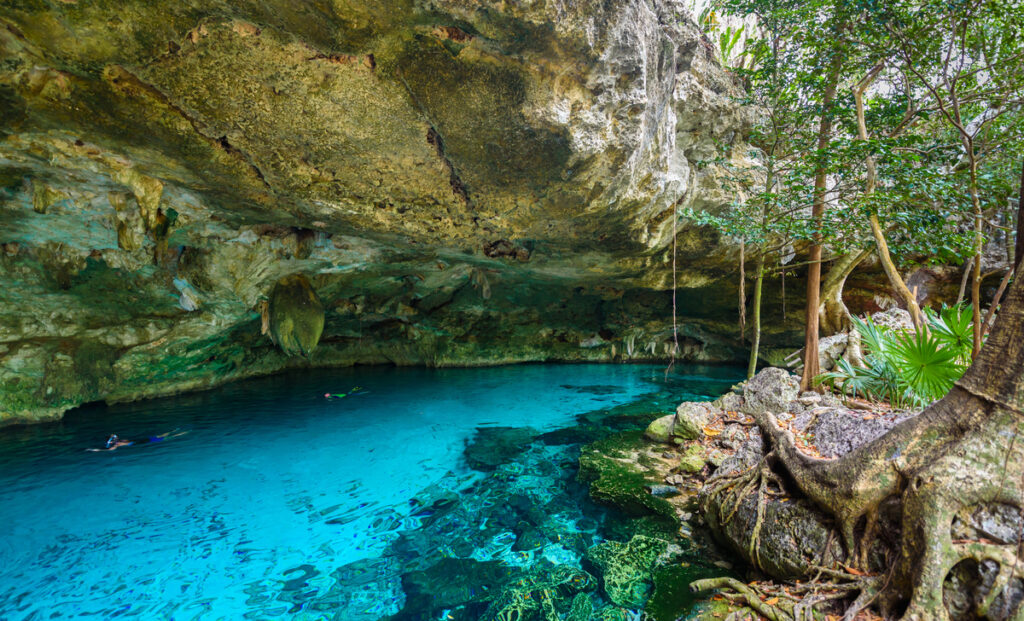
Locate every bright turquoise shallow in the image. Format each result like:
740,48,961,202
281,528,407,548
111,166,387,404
0,363,742,620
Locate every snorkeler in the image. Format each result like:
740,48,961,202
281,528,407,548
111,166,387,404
323,386,368,400
87,429,188,452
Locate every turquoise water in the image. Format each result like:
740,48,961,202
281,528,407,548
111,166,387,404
0,363,742,620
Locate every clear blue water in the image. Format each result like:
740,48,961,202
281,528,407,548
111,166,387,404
0,363,742,620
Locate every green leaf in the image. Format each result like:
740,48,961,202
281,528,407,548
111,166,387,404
888,329,962,403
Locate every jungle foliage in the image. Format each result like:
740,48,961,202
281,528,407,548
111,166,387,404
687,0,1024,384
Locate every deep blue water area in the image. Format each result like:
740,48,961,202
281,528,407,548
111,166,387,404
0,363,743,620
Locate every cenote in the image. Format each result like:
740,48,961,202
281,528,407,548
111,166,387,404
0,363,743,620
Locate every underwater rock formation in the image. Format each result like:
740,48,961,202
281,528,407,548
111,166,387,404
0,0,796,424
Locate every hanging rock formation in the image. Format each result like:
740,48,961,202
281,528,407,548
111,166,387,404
0,0,802,425
268,274,325,357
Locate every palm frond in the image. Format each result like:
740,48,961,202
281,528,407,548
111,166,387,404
888,329,962,403
926,303,974,363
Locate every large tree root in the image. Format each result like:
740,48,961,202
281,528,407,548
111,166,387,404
704,274,1024,618
744,391,1024,619
701,452,787,572
690,574,871,620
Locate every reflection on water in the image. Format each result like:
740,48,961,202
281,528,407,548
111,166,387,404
0,363,742,620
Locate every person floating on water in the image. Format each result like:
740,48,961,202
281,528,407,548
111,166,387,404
324,386,368,400
88,429,188,452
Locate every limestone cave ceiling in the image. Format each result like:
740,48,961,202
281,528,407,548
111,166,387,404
0,0,770,424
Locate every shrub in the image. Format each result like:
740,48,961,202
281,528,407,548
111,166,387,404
816,304,974,407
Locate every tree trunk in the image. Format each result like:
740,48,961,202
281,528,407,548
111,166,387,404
819,248,871,336
1016,156,1023,271
800,53,844,392
736,266,1024,619
739,239,746,338
852,64,924,329
747,253,765,379
868,214,924,328
967,148,984,358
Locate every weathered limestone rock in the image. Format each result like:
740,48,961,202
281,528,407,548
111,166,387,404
871,307,914,331
740,367,800,415
583,535,680,608
676,443,706,474
673,401,714,440
644,414,676,443
268,274,325,357
0,0,797,425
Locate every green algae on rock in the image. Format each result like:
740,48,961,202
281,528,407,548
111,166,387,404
268,274,324,357
578,431,677,521
583,535,680,608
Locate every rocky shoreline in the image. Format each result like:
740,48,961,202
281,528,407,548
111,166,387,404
576,366,1024,619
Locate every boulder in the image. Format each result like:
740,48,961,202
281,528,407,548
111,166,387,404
673,402,714,440
702,485,844,579
676,444,706,474
740,367,800,415
712,391,745,413
644,415,676,443
871,307,915,332
817,332,848,372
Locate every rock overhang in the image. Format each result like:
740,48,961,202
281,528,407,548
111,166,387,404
0,0,774,425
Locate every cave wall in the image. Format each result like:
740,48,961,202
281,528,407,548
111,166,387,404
0,0,777,426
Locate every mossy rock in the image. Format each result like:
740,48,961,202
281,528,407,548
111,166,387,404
565,593,594,621
583,535,678,608
591,606,632,620
481,564,596,621
268,274,324,357
677,443,706,474
644,414,675,443
645,562,737,621
578,431,676,521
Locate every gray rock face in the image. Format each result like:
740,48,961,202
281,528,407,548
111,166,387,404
703,486,844,580
740,367,800,415
0,0,768,425
871,308,915,332
795,406,914,459
817,332,849,372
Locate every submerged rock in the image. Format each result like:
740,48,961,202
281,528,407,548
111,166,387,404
578,431,676,520
397,557,512,618
583,535,680,608
481,564,596,621
464,426,539,471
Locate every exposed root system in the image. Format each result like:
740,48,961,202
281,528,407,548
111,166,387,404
698,275,1024,619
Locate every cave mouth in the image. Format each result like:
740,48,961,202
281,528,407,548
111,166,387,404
0,362,744,619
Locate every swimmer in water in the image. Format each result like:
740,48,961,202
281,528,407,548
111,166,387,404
323,386,367,400
88,429,188,452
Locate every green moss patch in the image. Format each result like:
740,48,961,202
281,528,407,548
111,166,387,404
578,431,676,521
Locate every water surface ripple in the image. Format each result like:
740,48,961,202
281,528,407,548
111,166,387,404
0,363,742,620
